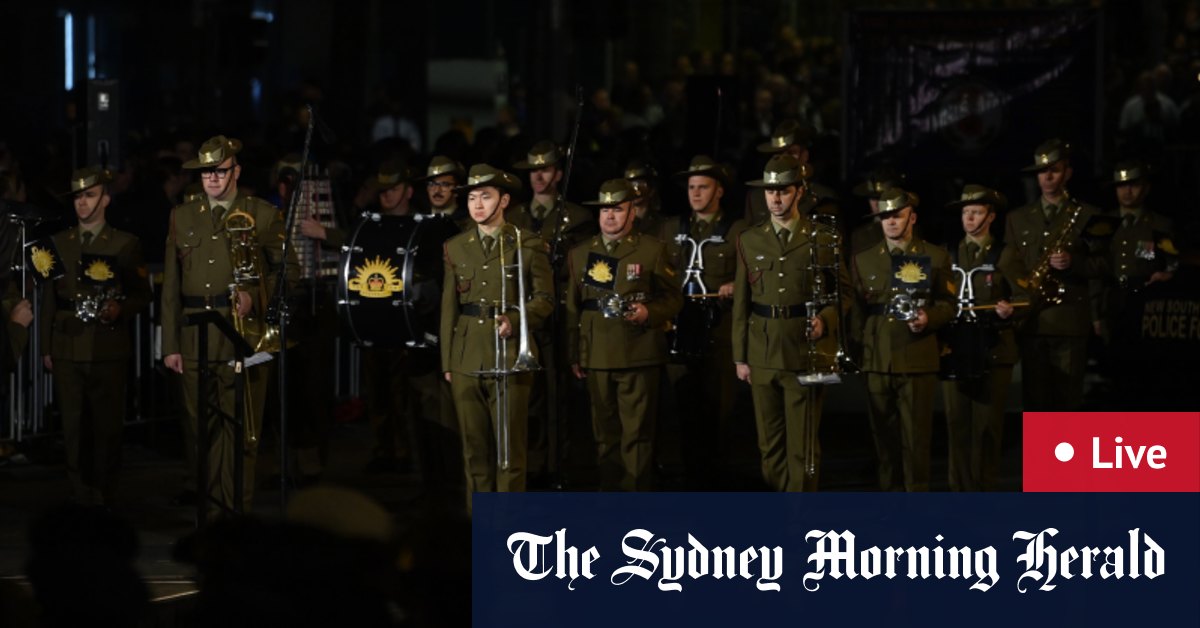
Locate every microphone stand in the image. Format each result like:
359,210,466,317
266,103,317,510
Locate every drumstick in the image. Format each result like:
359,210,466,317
685,293,723,299
961,301,1030,311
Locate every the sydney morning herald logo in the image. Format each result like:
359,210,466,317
1023,412,1200,492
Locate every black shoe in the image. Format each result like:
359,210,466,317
170,489,197,507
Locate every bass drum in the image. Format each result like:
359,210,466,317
338,214,460,349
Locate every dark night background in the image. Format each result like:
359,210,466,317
2,0,1198,246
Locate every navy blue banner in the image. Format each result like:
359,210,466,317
473,493,1200,627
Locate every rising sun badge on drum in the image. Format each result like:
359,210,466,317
347,255,404,298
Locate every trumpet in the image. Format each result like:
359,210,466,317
470,225,540,470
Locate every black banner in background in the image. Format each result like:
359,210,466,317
843,9,1101,195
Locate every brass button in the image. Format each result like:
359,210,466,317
208,259,215,264
212,235,219,240
205,283,212,288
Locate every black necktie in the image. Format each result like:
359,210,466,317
81,231,93,248
1121,214,1136,229
778,228,790,247
1044,203,1058,222
890,247,903,258
481,235,495,254
606,240,619,254
965,242,980,264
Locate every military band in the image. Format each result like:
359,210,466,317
6,122,1185,510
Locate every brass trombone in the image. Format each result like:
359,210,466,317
470,225,540,470
795,213,854,480
223,207,287,446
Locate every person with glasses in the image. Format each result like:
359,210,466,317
162,135,297,516
38,166,150,505
418,155,470,230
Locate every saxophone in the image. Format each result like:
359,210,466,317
1023,199,1082,307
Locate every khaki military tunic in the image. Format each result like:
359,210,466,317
852,236,955,491
940,236,1025,491
440,224,553,507
40,224,149,504
660,212,748,488
1004,197,1103,411
565,232,681,491
162,192,297,515
733,217,850,492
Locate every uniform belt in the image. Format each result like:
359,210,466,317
55,297,77,309
581,299,605,312
460,303,505,318
181,294,231,309
750,302,806,319
866,304,889,315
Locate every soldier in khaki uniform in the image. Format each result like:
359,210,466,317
851,188,955,491
566,179,682,491
733,155,850,492
1005,139,1103,411
440,164,553,509
1095,160,1176,341
745,120,839,225
625,159,666,236
940,185,1025,491
39,167,149,504
418,155,471,230
662,155,748,488
508,140,596,484
162,135,298,514
849,166,906,257
304,161,429,474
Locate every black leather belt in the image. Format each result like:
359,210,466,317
866,304,889,315
751,302,806,319
55,297,77,309
181,294,231,309
581,299,605,312
460,303,504,318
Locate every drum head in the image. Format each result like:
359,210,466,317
338,215,458,349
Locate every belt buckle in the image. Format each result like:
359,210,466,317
772,304,787,319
